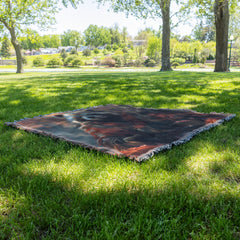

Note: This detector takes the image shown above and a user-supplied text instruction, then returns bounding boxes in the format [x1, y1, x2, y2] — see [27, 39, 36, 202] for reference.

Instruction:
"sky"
[40, 1, 195, 37]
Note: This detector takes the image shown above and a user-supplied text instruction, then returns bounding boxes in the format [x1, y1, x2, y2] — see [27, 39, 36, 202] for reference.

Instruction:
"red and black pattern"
[5, 104, 235, 161]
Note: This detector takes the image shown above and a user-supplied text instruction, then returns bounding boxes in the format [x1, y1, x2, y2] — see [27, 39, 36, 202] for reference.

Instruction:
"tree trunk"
[9, 27, 24, 73]
[214, 0, 229, 72]
[160, 0, 172, 71]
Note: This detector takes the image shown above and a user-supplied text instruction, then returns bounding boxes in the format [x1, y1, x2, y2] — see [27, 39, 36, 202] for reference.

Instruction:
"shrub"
[133, 58, 143, 67]
[126, 60, 134, 67]
[170, 58, 185, 65]
[114, 49, 124, 55]
[47, 57, 62, 68]
[147, 36, 161, 62]
[71, 57, 83, 67]
[106, 45, 112, 51]
[193, 49, 199, 63]
[112, 55, 123, 67]
[70, 48, 78, 55]
[173, 50, 187, 59]
[200, 56, 207, 64]
[64, 56, 75, 66]
[94, 58, 101, 66]
[144, 58, 156, 67]
[60, 49, 68, 60]
[94, 48, 99, 54]
[33, 56, 45, 67]
[122, 47, 128, 53]
[112, 44, 119, 51]
[82, 49, 91, 57]
[103, 49, 108, 55]
[102, 57, 116, 67]
[171, 62, 180, 68]
[22, 56, 28, 65]
[208, 54, 215, 60]
[129, 43, 134, 50]
[64, 56, 83, 67]
[123, 53, 130, 67]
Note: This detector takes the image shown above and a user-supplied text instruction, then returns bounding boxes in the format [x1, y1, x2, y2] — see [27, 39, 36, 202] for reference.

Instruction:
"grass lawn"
[0, 71, 239, 239]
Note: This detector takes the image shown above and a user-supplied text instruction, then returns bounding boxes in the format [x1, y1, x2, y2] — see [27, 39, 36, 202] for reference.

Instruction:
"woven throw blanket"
[5, 104, 235, 162]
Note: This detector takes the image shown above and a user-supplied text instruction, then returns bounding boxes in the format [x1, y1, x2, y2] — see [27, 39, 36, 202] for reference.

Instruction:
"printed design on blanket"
[5, 104, 235, 162]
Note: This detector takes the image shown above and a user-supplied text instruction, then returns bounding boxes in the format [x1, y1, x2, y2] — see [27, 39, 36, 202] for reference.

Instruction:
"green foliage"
[171, 58, 186, 65]
[144, 58, 157, 67]
[106, 44, 112, 51]
[171, 39, 216, 62]
[84, 25, 111, 47]
[71, 57, 83, 67]
[133, 58, 144, 67]
[0, 0, 60, 32]
[22, 56, 28, 65]
[231, 42, 240, 62]
[70, 48, 78, 55]
[0, 0, 76, 73]
[93, 48, 100, 54]
[229, 5, 240, 41]
[82, 49, 91, 57]
[123, 53, 131, 66]
[112, 43, 119, 51]
[200, 48, 211, 63]
[122, 47, 128, 53]
[102, 57, 116, 67]
[19, 29, 42, 51]
[94, 58, 101, 66]
[64, 55, 83, 67]
[96, 0, 162, 20]
[114, 49, 124, 55]
[33, 56, 45, 67]
[40, 34, 61, 48]
[62, 0, 82, 8]
[103, 49, 108, 55]
[146, 36, 161, 62]
[109, 24, 121, 45]
[61, 30, 83, 49]
[193, 49, 199, 64]
[0, 37, 11, 59]
[112, 55, 123, 67]
[47, 57, 63, 68]
[135, 28, 154, 42]
[121, 27, 128, 44]
[188, 0, 238, 18]
[60, 49, 68, 60]
[171, 62, 180, 68]
[64, 55, 76, 66]
[129, 42, 134, 50]
[193, 21, 215, 42]
[135, 45, 146, 59]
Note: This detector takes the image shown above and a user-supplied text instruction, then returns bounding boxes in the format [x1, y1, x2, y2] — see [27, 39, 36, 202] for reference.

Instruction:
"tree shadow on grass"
[1, 150, 240, 239]
[0, 71, 213, 117]
[1, 71, 239, 156]
[1, 71, 239, 168]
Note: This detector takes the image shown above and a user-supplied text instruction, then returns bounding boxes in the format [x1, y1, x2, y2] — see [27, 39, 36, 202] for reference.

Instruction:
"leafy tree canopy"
[0, 0, 60, 32]
[1, 36, 11, 58]
[61, 30, 83, 48]
[229, 5, 240, 40]
[187, 0, 239, 17]
[84, 25, 111, 47]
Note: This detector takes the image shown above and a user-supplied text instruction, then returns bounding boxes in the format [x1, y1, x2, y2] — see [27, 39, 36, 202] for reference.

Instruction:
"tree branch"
[0, 17, 11, 30]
